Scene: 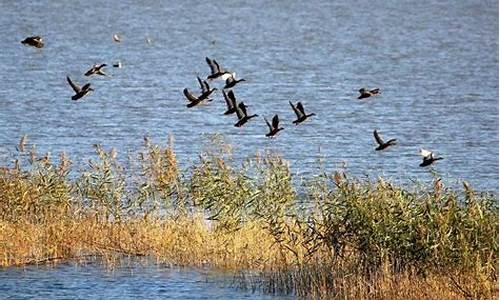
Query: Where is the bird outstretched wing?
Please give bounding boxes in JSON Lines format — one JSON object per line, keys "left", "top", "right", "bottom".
{"left": 264, "top": 117, "right": 273, "bottom": 131}
{"left": 222, "top": 90, "right": 233, "bottom": 109}
{"left": 289, "top": 101, "right": 302, "bottom": 118}
{"left": 197, "top": 76, "right": 205, "bottom": 93}
{"left": 206, "top": 57, "right": 217, "bottom": 74}
{"left": 272, "top": 114, "right": 280, "bottom": 129}
{"left": 67, "top": 76, "right": 80, "bottom": 93}
{"left": 213, "top": 59, "right": 223, "bottom": 73}
{"left": 296, "top": 102, "right": 306, "bottom": 115}
{"left": 227, "top": 90, "right": 237, "bottom": 108}
{"left": 183, "top": 88, "right": 198, "bottom": 102}
{"left": 373, "top": 130, "right": 385, "bottom": 146}
{"left": 236, "top": 102, "right": 247, "bottom": 119}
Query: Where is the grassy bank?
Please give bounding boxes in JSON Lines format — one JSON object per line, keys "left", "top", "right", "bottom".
{"left": 0, "top": 135, "right": 497, "bottom": 299}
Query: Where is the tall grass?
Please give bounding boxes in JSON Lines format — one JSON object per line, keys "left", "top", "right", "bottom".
{"left": 0, "top": 135, "right": 497, "bottom": 299}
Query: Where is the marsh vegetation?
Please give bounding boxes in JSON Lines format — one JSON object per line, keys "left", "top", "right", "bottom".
{"left": 0, "top": 135, "right": 497, "bottom": 299}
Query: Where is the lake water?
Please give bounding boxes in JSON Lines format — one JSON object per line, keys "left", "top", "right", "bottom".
{"left": 0, "top": 0, "right": 498, "bottom": 192}
{"left": 0, "top": 260, "right": 290, "bottom": 300}
{"left": 0, "top": 0, "right": 498, "bottom": 297}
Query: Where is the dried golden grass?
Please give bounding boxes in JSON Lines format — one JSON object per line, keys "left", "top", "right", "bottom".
{"left": 0, "top": 135, "right": 497, "bottom": 299}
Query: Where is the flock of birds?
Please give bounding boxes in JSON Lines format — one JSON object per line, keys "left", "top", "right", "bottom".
{"left": 20, "top": 35, "right": 444, "bottom": 168}
{"left": 183, "top": 57, "right": 319, "bottom": 131}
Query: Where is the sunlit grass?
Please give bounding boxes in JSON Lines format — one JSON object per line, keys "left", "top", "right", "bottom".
{"left": 0, "top": 135, "right": 497, "bottom": 299}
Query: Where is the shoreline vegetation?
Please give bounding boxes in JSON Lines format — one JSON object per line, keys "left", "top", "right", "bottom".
{"left": 1, "top": 135, "right": 497, "bottom": 299}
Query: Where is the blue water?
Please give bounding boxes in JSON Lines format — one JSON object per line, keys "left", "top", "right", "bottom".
{"left": 0, "top": 0, "right": 498, "bottom": 192}
{"left": 0, "top": 261, "right": 288, "bottom": 300}
{"left": 0, "top": 0, "right": 497, "bottom": 296}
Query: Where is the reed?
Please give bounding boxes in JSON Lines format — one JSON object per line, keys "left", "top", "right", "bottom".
{"left": 0, "top": 135, "right": 497, "bottom": 299}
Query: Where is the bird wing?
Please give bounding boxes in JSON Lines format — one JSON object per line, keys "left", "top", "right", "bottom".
{"left": 98, "top": 63, "right": 107, "bottom": 69}
{"left": 264, "top": 117, "right": 273, "bottom": 131}
{"left": 197, "top": 76, "right": 206, "bottom": 93}
{"left": 80, "top": 83, "right": 91, "bottom": 91}
{"left": 183, "top": 88, "right": 198, "bottom": 102}
{"left": 206, "top": 57, "right": 217, "bottom": 74}
{"left": 272, "top": 114, "right": 280, "bottom": 129}
{"left": 227, "top": 90, "right": 237, "bottom": 108}
{"left": 236, "top": 102, "right": 249, "bottom": 119}
{"left": 203, "top": 80, "right": 210, "bottom": 92}
{"left": 67, "top": 76, "right": 80, "bottom": 93}
{"left": 296, "top": 102, "right": 306, "bottom": 116}
{"left": 420, "top": 148, "right": 432, "bottom": 158}
{"left": 239, "top": 102, "right": 248, "bottom": 116}
{"left": 289, "top": 101, "right": 302, "bottom": 118}
{"left": 236, "top": 102, "right": 246, "bottom": 119}
{"left": 222, "top": 90, "right": 232, "bottom": 108}
{"left": 213, "top": 59, "right": 223, "bottom": 73}
{"left": 373, "top": 130, "right": 385, "bottom": 146}
{"left": 370, "top": 88, "right": 380, "bottom": 94}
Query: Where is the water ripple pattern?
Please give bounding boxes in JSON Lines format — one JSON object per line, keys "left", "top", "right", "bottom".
{"left": 0, "top": 0, "right": 497, "bottom": 192}
{"left": 0, "top": 262, "right": 292, "bottom": 300}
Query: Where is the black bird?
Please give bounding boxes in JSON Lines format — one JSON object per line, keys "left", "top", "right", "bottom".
{"left": 183, "top": 77, "right": 217, "bottom": 108}
{"left": 419, "top": 149, "right": 444, "bottom": 167}
{"left": 196, "top": 76, "right": 217, "bottom": 100}
{"left": 222, "top": 90, "right": 237, "bottom": 115}
{"left": 206, "top": 57, "right": 233, "bottom": 81}
{"left": 290, "top": 101, "right": 315, "bottom": 125}
{"left": 21, "top": 36, "right": 44, "bottom": 48}
{"left": 373, "top": 130, "right": 397, "bottom": 151}
{"left": 358, "top": 88, "right": 380, "bottom": 99}
{"left": 183, "top": 88, "right": 211, "bottom": 108}
{"left": 264, "top": 115, "right": 284, "bottom": 137}
{"left": 223, "top": 75, "right": 246, "bottom": 89}
{"left": 85, "top": 64, "right": 108, "bottom": 76}
{"left": 197, "top": 76, "right": 208, "bottom": 93}
{"left": 234, "top": 102, "right": 258, "bottom": 127}
{"left": 67, "top": 76, "right": 93, "bottom": 101}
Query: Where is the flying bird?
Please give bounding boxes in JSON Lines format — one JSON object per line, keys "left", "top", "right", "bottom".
{"left": 373, "top": 130, "right": 397, "bottom": 151}
{"left": 21, "top": 36, "right": 44, "bottom": 48}
{"left": 264, "top": 115, "right": 284, "bottom": 137}
{"left": 206, "top": 57, "right": 233, "bottom": 81}
{"left": 183, "top": 88, "right": 206, "bottom": 108}
{"left": 234, "top": 102, "right": 258, "bottom": 127}
{"left": 290, "top": 101, "right": 315, "bottom": 125}
{"left": 66, "top": 76, "right": 93, "bottom": 101}
{"left": 196, "top": 76, "right": 217, "bottom": 100}
{"left": 183, "top": 87, "right": 215, "bottom": 108}
{"left": 85, "top": 64, "right": 108, "bottom": 76}
{"left": 222, "top": 90, "right": 238, "bottom": 115}
{"left": 223, "top": 75, "right": 246, "bottom": 89}
{"left": 113, "top": 34, "right": 122, "bottom": 43}
{"left": 419, "top": 148, "right": 443, "bottom": 167}
{"left": 358, "top": 88, "right": 380, "bottom": 99}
